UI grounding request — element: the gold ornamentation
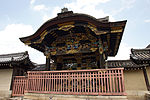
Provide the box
[51,51,56,55]
[58,25,75,31]
[68,67,72,70]
[88,22,96,27]
[87,24,109,35]
[86,67,91,69]
[111,27,123,33]
[36,30,48,44]
[95,31,108,35]
[25,41,31,45]
[50,31,99,55]
[87,25,99,33]
[67,49,78,54]
[99,47,103,54]
[90,48,97,52]
[77,67,81,70]
[111,29,123,33]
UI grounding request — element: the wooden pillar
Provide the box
[98,48,105,68]
[46,56,50,71]
[56,63,62,70]
[44,47,51,71]
[98,37,105,69]
[76,54,82,68]
[56,56,63,70]
[99,54,104,68]
[142,67,150,91]
[96,53,100,68]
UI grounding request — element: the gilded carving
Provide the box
[58,24,75,31]
[50,32,99,55]
[87,24,109,35]
[90,48,98,52]
[111,27,123,33]
[25,41,31,45]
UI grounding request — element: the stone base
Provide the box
[0,90,12,99]
[10,91,150,100]
[145,92,150,100]
[24,93,128,100]
[126,90,149,100]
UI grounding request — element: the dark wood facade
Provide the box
[20,9,127,71]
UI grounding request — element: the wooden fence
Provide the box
[12,68,125,96]
[12,76,27,96]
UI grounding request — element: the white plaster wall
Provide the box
[0,69,13,91]
[124,69,147,91]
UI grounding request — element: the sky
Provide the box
[0,0,150,64]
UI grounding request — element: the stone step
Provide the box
[0,97,5,100]
[8,97,23,100]
[45,97,128,100]
[0,96,129,100]
[0,97,10,100]
[24,93,128,100]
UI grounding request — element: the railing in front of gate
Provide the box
[12,76,27,96]
[12,68,125,96]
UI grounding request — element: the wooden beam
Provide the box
[142,67,150,91]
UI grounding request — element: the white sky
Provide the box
[0,0,150,64]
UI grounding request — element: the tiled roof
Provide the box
[20,9,127,57]
[32,64,46,71]
[146,44,150,48]
[46,11,109,24]
[0,51,28,63]
[106,60,149,69]
[0,51,35,69]
[130,48,150,64]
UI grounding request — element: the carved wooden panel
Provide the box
[50,33,99,55]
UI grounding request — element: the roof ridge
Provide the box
[106,59,149,69]
[106,59,131,62]
[132,48,150,51]
[146,44,150,48]
[0,51,28,58]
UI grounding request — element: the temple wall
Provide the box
[0,69,13,97]
[124,69,149,100]
[124,69,147,91]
